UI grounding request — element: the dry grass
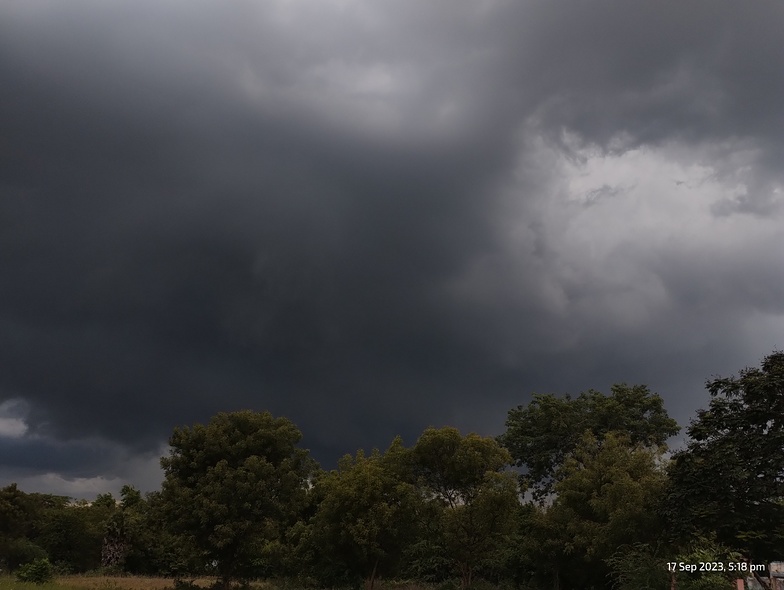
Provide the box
[0,575,446,590]
[56,577,217,590]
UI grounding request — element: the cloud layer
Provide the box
[1,0,783,495]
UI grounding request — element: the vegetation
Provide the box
[159,411,317,587]
[2,352,783,589]
[498,383,680,502]
[665,351,784,563]
[15,559,54,584]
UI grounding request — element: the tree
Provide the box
[35,498,111,572]
[160,410,316,587]
[499,383,679,501]
[408,427,519,589]
[0,484,49,571]
[605,543,669,590]
[128,490,202,577]
[101,485,149,571]
[410,426,512,507]
[670,536,740,590]
[665,351,784,563]
[542,432,669,589]
[309,447,419,590]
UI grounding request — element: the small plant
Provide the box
[15,557,55,584]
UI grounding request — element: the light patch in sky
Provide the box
[479,132,784,350]
[561,144,746,255]
[21,473,123,498]
[0,399,29,438]
[5,446,167,498]
[300,59,415,130]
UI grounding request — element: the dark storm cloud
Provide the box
[0,435,118,478]
[1,0,784,489]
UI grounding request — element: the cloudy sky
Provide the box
[2,0,783,498]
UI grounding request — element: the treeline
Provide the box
[2,352,784,590]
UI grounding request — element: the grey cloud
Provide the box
[1,0,783,490]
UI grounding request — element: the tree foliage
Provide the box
[15,557,54,584]
[605,543,670,590]
[160,410,316,586]
[538,432,669,589]
[0,484,47,571]
[10,353,784,590]
[499,383,679,501]
[309,447,419,589]
[36,498,110,572]
[666,351,784,562]
[408,427,519,589]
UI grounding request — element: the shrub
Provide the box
[15,557,55,584]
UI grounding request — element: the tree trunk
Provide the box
[460,563,474,590]
[218,561,233,590]
[366,557,380,590]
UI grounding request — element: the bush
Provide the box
[15,557,55,584]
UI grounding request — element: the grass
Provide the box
[0,577,217,590]
[0,576,456,590]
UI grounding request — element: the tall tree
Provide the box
[408,427,519,589]
[309,447,419,590]
[160,410,316,587]
[665,351,784,563]
[0,484,49,571]
[36,498,111,572]
[499,383,679,501]
[542,432,669,589]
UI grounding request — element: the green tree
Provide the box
[605,543,669,590]
[100,486,150,571]
[309,447,419,590]
[410,427,512,507]
[160,410,316,587]
[541,432,669,589]
[408,427,519,589]
[665,351,784,563]
[0,484,48,571]
[671,536,740,590]
[35,497,111,573]
[127,490,202,577]
[499,383,679,501]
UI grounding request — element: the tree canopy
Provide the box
[665,351,784,562]
[309,447,419,590]
[407,427,519,589]
[11,352,784,589]
[543,432,669,589]
[160,410,316,586]
[499,383,679,500]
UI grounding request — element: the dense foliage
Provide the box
[2,352,783,590]
[498,383,680,501]
[160,411,317,586]
[14,557,54,584]
[665,351,784,563]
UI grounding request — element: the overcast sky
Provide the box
[2,0,783,498]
